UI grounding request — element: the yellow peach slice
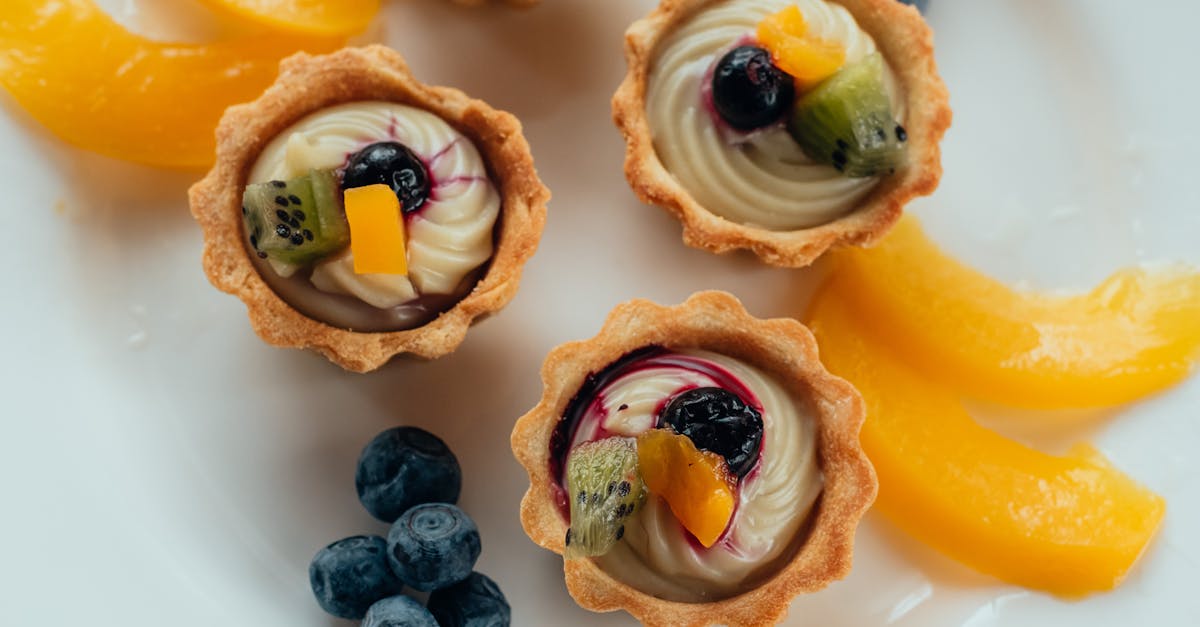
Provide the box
[196,0,379,37]
[0,0,342,168]
[825,217,1200,408]
[806,288,1166,596]
[636,429,736,548]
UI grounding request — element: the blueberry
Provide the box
[308,535,403,619]
[356,426,462,523]
[899,0,928,13]
[363,595,438,627]
[711,45,795,131]
[387,503,481,591]
[343,141,431,214]
[427,572,511,627]
[659,387,764,478]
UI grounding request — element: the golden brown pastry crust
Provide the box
[448,0,540,7]
[612,0,951,268]
[189,45,549,372]
[512,291,877,626]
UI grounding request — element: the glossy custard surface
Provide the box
[247,101,499,331]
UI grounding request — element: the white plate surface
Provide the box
[2,0,1198,625]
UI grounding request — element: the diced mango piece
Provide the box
[806,288,1166,596]
[757,6,846,89]
[344,185,408,275]
[636,429,736,548]
[196,0,380,37]
[0,0,343,169]
[824,217,1200,408]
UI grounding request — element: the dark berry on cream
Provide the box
[343,141,431,214]
[659,387,764,478]
[711,45,795,131]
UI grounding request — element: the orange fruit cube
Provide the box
[344,185,408,275]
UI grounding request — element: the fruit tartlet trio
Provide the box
[309,427,510,626]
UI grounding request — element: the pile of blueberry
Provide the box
[309,427,509,626]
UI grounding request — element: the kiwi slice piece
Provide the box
[243,169,350,266]
[564,437,646,559]
[787,52,907,178]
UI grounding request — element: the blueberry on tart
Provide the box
[512,291,877,626]
[613,0,950,267]
[190,46,549,371]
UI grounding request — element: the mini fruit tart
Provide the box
[613,0,951,267]
[512,291,876,626]
[190,46,549,372]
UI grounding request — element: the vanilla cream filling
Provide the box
[248,101,499,309]
[646,0,905,230]
[578,350,822,602]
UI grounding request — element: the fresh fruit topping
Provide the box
[659,387,764,478]
[563,437,646,559]
[344,184,409,275]
[363,595,438,627]
[387,503,481,591]
[308,535,403,620]
[710,46,795,131]
[824,217,1200,408]
[635,429,736,548]
[196,0,380,37]
[427,572,511,627]
[0,0,342,168]
[756,6,846,89]
[787,52,906,178]
[356,426,462,523]
[343,142,431,214]
[243,168,350,266]
[807,289,1166,595]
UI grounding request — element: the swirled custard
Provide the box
[553,347,822,601]
[646,0,905,230]
[246,101,499,331]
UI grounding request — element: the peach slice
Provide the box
[806,288,1166,596]
[0,0,343,168]
[636,429,736,548]
[196,0,380,36]
[757,5,845,89]
[825,217,1200,408]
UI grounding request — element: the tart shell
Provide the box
[449,0,541,7]
[189,45,549,372]
[511,291,877,626]
[612,0,951,267]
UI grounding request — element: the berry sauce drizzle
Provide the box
[341,116,468,219]
[549,347,765,513]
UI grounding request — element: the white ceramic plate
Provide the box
[2,0,1197,625]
